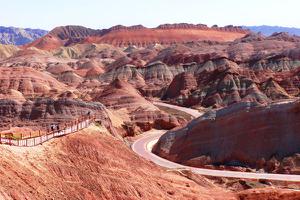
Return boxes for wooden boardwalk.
[0,116,95,147]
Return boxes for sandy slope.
[0,124,235,200]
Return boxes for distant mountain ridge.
[3,24,300,46]
[0,26,48,45]
[244,25,300,36]
[25,23,248,50]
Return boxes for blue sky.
[1,0,299,30]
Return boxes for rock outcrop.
[153,100,300,173]
[0,44,19,59]
[162,58,272,107]
[163,72,198,106]
[93,78,180,135]
[0,67,67,99]
[25,25,98,50]
[0,98,110,131]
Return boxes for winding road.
[132,102,300,182]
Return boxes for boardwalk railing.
[0,116,95,147]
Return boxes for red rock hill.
[153,100,300,173]
[25,24,248,50]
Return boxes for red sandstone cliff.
[153,100,300,173]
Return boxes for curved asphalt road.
[132,102,300,182]
[153,101,203,118]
